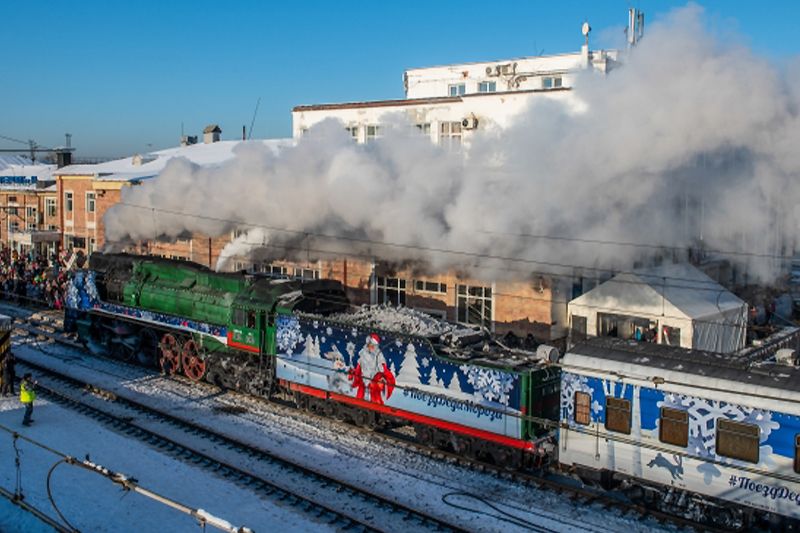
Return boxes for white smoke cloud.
[104,5,800,282]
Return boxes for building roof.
[292,87,570,113]
[53,138,294,181]
[570,263,746,321]
[203,124,222,134]
[565,333,800,396]
[0,155,56,187]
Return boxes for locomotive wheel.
[137,329,159,368]
[159,333,182,375]
[181,340,206,382]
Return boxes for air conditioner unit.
[461,116,479,130]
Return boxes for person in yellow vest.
[20,373,36,426]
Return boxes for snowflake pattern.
[560,372,595,427]
[657,392,780,485]
[460,364,516,406]
[276,315,303,354]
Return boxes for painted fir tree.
[396,343,420,385]
[429,365,441,388]
[448,371,464,395]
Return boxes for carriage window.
[605,398,631,434]
[232,308,246,326]
[574,392,590,425]
[795,435,800,474]
[716,419,759,463]
[247,310,257,329]
[659,407,689,447]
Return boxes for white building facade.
[292,44,619,145]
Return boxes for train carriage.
[559,336,800,527]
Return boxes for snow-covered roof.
[570,263,745,321]
[0,155,56,186]
[54,138,295,181]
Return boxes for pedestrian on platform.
[1,352,15,395]
[20,373,36,426]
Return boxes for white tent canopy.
[568,263,747,353]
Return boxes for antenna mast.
[248,97,261,140]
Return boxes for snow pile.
[327,305,479,339]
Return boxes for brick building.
[0,156,60,258]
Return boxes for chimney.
[203,124,222,144]
[180,135,198,147]
[54,148,72,168]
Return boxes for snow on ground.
[6,328,684,533]
[0,395,334,533]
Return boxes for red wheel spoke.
[159,334,182,375]
[181,340,206,382]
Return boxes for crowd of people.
[0,248,72,309]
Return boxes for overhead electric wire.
[114,200,797,286]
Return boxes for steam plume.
[104,6,800,282]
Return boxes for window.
[571,315,587,342]
[365,125,380,143]
[377,277,406,306]
[456,284,492,329]
[46,198,56,217]
[415,280,446,294]
[26,207,36,218]
[596,312,656,341]
[293,267,320,280]
[659,407,689,447]
[543,76,563,89]
[795,435,800,474]
[232,308,246,326]
[605,397,631,434]
[26,221,36,231]
[575,392,590,425]
[448,83,466,96]
[88,237,96,255]
[7,196,16,203]
[65,192,73,213]
[415,123,431,136]
[717,419,759,463]
[47,224,57,231]
[86,192,96,213]
[6,207,17,216]
[478,81,496,93]
[345,126,359,141]
[662,326,681,346]
[8,221,19,233]
[246,310,257,329]
[439,121,462,149]
[260,264,289,278]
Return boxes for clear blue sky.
[1,0,797,158]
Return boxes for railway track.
[11,309,724,532]
[12,352,468,533]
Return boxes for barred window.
[659,407,689,447]
[716,419,759,463]
[605,397,631,434]
[574,392,590,425]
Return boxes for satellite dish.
[581,21,591,36]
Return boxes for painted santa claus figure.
[348,333,396,404]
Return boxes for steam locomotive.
[65,253,800,528]
[67,253,561,467]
